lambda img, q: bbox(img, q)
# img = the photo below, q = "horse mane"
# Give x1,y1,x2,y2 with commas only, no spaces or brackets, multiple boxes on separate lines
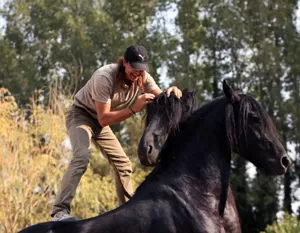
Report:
145,89,198,135
155,95,227,163
225,94,280,153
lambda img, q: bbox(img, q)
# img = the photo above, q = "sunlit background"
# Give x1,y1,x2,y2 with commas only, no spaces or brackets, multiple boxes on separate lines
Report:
0,0,300,233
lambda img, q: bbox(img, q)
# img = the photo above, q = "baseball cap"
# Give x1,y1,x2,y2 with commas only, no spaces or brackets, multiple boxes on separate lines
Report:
124,45,149,72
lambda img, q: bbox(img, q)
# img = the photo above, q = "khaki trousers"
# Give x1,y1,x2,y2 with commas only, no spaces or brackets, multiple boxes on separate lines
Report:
51,105,133,216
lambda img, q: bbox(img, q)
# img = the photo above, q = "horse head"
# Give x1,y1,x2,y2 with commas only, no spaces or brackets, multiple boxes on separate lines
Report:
222,80,289,175
138,90,197,166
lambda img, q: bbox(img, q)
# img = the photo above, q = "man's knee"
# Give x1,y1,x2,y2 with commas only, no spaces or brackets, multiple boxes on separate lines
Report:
113,155,133,175
68,126,93,167
72,142,91,167
121,156,132,171
68,125,92,149
70,149,91,171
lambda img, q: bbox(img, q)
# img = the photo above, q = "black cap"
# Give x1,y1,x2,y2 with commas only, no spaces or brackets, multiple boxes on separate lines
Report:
124,45,149,71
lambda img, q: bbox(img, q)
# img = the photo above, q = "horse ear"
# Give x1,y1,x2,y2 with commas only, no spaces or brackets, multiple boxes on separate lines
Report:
222,80,239,102
222,80,233,100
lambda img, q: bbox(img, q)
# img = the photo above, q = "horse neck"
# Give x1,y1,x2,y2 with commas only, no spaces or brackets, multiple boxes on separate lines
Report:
155,99,232,211
179,102,232,181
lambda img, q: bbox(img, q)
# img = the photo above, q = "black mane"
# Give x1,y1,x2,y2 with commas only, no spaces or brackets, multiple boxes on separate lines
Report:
225,94,280,154
145,89,198,135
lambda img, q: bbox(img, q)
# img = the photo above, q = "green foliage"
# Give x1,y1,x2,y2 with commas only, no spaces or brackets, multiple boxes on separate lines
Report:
0,88,149,233
262,213,300,233
0,0,170,104
1,0,300,232
250,173,280,232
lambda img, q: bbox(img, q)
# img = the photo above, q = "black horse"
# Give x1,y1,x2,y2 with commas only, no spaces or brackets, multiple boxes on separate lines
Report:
18,81,289,233
138,89,241,233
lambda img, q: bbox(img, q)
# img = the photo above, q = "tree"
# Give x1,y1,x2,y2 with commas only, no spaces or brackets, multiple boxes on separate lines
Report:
0,0,169,104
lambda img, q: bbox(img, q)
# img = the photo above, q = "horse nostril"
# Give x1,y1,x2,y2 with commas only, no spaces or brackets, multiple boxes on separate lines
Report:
148,145,153,155
281,156,290,168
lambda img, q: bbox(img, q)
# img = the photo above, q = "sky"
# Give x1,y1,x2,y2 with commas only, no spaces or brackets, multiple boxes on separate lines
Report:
0,0,5,32
0,0,299,216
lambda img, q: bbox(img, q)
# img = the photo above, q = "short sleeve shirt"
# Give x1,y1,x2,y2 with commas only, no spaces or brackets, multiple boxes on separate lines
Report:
73,63,159,119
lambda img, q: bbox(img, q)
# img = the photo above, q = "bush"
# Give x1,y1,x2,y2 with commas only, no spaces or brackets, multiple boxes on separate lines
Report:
262,213,300,233
0,89,150,233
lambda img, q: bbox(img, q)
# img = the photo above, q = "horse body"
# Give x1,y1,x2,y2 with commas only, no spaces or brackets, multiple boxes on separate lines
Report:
19,152,235,233
18,81,289,233
20,185,226,233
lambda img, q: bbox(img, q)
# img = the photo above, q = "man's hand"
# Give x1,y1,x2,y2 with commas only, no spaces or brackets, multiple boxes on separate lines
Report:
165,86,182,98
131,93,155,113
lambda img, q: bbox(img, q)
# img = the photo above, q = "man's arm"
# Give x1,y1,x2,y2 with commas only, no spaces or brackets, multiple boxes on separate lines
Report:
150,88,162,96
96,93,155,127
96,101,134,127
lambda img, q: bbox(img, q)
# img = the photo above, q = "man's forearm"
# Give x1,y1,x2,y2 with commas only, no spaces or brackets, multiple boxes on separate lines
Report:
98,108,134,127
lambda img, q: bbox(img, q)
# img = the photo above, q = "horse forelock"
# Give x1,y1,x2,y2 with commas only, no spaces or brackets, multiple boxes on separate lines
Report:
145,90,197,135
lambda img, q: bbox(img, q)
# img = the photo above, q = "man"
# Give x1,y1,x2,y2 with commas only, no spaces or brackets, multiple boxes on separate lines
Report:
51,45,182,221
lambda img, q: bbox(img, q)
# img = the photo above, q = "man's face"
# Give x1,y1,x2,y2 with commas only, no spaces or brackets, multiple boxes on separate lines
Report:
123,59,145,83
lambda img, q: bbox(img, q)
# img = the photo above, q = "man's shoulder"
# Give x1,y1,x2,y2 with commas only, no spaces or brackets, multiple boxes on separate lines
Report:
94,63,118,76
92,63,118,82
144,71,156,82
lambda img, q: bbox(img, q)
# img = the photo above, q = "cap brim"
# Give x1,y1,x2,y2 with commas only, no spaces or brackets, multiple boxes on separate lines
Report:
130,62,149,72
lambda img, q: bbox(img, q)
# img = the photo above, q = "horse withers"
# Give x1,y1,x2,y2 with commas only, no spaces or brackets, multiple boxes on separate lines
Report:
18,81,289,233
